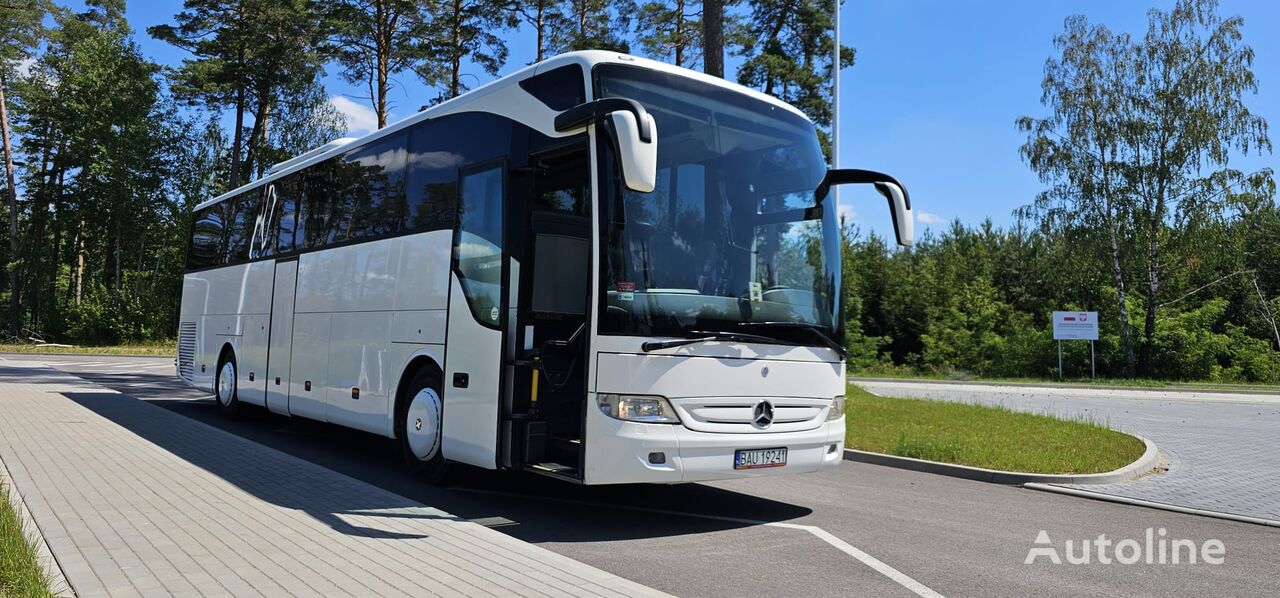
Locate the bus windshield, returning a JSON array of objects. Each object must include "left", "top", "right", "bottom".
[{"left": 596, "top": 64, "right": 840, "bottom": 347}]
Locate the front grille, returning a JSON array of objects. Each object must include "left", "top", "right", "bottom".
[
  {"left": 177, "top": 322, "right": 197, "bottom": 381},
  {"left": 670, "top": 397, "right": 828, "bottom": 433}
]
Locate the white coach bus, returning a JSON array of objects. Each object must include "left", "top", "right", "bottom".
[{"left": 178, "top": 51, "right": 912, "bottom": 484}]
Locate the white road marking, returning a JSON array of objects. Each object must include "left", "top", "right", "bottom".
[{"left": 456, "top": 488, "right": 945, "bottom": 598}]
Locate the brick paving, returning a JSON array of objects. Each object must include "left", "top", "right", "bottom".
[
  {"left": 0, "top": 362, "right": 665, "bottom": 597},
  {"left": 855, "top": 380, "right": 1280, "bottom": 523}
]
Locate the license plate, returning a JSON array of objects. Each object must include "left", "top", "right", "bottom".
[{"left": 734, "top": 447, "right": 787, "bottom": 470}]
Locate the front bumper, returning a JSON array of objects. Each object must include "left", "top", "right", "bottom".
[{"left": 584, "top": 415, "right": 845, "bottom": 484}]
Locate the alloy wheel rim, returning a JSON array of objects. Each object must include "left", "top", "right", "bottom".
[
  {"left": 217, "top": 362, "right": 235, "bottom": 406},
  {"left": 405, "top": 387, "right": 442, "bottom": 460}
]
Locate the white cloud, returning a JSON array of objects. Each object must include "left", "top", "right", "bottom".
[
  {"left": 836, "top": 201, "right": 857, "bottom": 224},
  {"left": 16, "top": 57, "right": 36, "bottom": 78},
  {"left": 916, "top": 210, "right": 944, "bottom": 224},
  {"left": 328, "top": 96, "right": 378, "bottom": 135}
]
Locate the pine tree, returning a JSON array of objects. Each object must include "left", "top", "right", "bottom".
[
  {"left": 317, "top": 0, "right": 428, "bottom": 129},
  {"left": 418, "top": 0, "right": 515, "bottom": 103},
  {"left": 636, "top": 0, "right": 702, "bottom": 68},
  {"left": 732, "top": 0, "right": 853, "bottom": 157},
  {"left": 150, "top": 0, "right": 323, "bottom": 187},
  {"left": 0, "top": 0, "right": 44, "bottom": 335}
]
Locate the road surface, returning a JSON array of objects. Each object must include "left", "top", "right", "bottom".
[{"left": 5, "top": 354, "right": 1278, "bottom": 597}]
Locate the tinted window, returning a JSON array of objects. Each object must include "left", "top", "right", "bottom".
[
  {"left": 188, "top": 206, "right": 224, "bottom": 270},
  {"left": 405, "top": 113, "right": 514, "bottom": 231},
  {"left": 519, "top": 64, "right": 585, "bottom": 110},
  {"left": 456, "top": 165, "right": 505, "bottom": 328},
  {"left": 272, "top": 175, "right": 302, "bottom": 254},
  {"left": 302, "top": 162, "right": 335, "bottom": 249},
  {"left": 330, "top": 132, "right": 408, "bottom": 243},
  {"left": 223, "top": 190, "right": 258, "bottom": 262}
]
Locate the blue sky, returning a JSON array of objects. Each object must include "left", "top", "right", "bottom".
[{"left": 51, "top": 1, "right": 1280, "bottom": 241}]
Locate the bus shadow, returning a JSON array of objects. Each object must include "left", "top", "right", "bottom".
[{"left": 49, "top": 369, "right": 813, "bottom": 544}]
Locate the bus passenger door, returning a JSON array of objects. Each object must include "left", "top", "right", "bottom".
[
  {"left": 508, "top": 145, "right": 592, "bottom": 480},
  {"left": 264, "top": 258, "right": 297, "bottom": 416},
  {"left": 442, "top": 164, "right": 507, "bottom": 469}
]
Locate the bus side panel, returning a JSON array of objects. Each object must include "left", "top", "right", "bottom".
[
  {"left": 297, "top": 238, "right": 398, "bottom": 434},
  {"left": 234, "top": 261, "right": 275, "bottom": 407},
  {"left": 392, "top": 231, "right": 452, "bottom": 311},
  {"left": 289, "top": 312, "right": 330, "bottom": 421},
  {"left": 294, "top": 236, "right": 397, "bottom": 315},
  {"left": 326, "top": 311, "right": 392, "bottom": 434},
  {"left": 180, "top": 263, "right": 273, "bottom": 393},
  {"left": 382, "top": 230, "right": 454, "bottom": 437}
]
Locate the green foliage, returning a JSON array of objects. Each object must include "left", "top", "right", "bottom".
[
  {"left": 732, "top": 0, "right": 853, "bottom": 157},
  {"left": 636, "top": 0, "right": 701, "bottom": 68}
]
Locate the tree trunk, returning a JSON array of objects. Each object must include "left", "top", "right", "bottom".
[
  {"left": 535, "top": 2, "right": 545, "bottom": 62},
  {"left": 1, "top": 76, "right": 20, "bottom": 336},
  {"left": 1107, "top": 220, "right": 1137, "bottom": 377},
  {"left": 702, "top": 0, "right": 723, "bottom": 77},
  {"left": 1139, "top": 187, "right": 1166, "bottom": 376},
  {"left": 674, "top": 0, "right": 685, "bottom": 66},
  {"left": 230, "top": 84, "right": 246, "bottom": 189},
  {"left": 243, "top": 98, "right": 271, "bottom": 180},
  {"left": 75, "top": 219, "right": 85, "bottom": 305},
  {"left": 450, "top": 0, "right": 463, "bottom": 99},
  {"left": 375, "top": 0, "right": 390, "bottom": 129}
]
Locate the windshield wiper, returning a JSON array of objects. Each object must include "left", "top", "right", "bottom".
[
  {"left": 739, "top": 321, "right": 847, "bottom": 358},
  {"left": 640, "top": 330, "right": 795, "bottom": 352}
]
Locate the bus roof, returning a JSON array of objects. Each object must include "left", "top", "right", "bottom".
[{"left": 194, "top": 51, "right": 811, "bottom": 213}]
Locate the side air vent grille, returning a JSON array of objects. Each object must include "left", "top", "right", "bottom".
[{"left": 178, "top": 322, "right": 197, "bottom": 381}]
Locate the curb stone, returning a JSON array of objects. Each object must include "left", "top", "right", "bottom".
[
  {"left": 1022, "top": 483, "right": 1280, "bottom": 528},
  {"left": 843, "top": 434, "right": 1160, "bottom": 485},
  {"left": 1, "top": 457, "right": 75, "bottom": 597}
]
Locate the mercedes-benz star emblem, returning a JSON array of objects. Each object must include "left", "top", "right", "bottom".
[{"left": 752, "top": 401, "right": 775, "bottom": 429}]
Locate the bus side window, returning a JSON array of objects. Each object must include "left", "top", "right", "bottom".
[
  {"left": 302, "top": 161, "right": 335, "bottom": 249},
  {"left": 270, "top": 174, "right": 299, "bottom": 254},
  {"left": 405, "top": 120, "right": 460, "bottom": 231},
  {"left": 336, "top": 132, "right": 408, "bottom": 242},
  {"left": 188, "top": 205, "right": 224, "bottom": 270},
  {"left": 223, "top": 189, "right": 257, "bottom": 263},
  {"left": 455, "top": 165, "right": 504, "bottom": 328}
]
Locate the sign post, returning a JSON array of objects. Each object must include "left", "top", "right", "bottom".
[{"left": 1052, "top": 311, "right": 1099, "bottom": 379}]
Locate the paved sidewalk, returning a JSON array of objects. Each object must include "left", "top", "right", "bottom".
[
  {"left": 0, "top": 362, "right": 664, "bottom": 597},
  {"left": 856, "top": 380, "right": 1280, "bottom": 524}
]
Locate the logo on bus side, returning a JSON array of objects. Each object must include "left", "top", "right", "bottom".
[{"left": 248, "top": 184, "right": 278, "bottom": 260}]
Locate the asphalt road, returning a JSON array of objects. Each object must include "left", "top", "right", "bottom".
[{"left": 7, "top": 353, "right": 1280, "bottom": 598}]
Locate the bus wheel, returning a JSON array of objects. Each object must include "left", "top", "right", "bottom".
[
  {"left": 397, "top": 369, "right": 449, "bottom": 483},
  {"left": 214, "top": 351, "right": 246, "bottom": 419}
]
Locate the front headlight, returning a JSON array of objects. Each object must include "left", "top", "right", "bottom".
[
  {"left": 827, "top": 395, "right": 845, "bottom": 421},
  {"left": 598, "top": 394, "right": 681, "bottom": 424}
]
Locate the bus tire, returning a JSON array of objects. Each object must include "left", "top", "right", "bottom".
[
  {"left": 214, "top": 350, "right": 247, "bottom": 420},
  {"left": 397, "top": 368, "right": 450, "bottom": 483}
]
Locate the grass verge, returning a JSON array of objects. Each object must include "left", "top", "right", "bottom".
[
  {"left": 0, "top": 481, "right": 56, "bottom": 598},
  {"left": 0, "top": 341, "right": 175, "bottom": 357},
  {"left": 844, "top": 385, "right": 1146, "bottom": 474},
  {"left": 850, "top": 371, "right": 1280, "bottom": 393}
]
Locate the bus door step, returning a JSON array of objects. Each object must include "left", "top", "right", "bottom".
[{"left": 530, "top": 462, "right": 578, "bottom": 475}]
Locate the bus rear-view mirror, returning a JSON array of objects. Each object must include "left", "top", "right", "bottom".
[
  {"left": 820, "top": 168, "right": 914, "bottom": 247},
  {"left": 610, "top": 110, "right": 657, "bottom": 193},
  {"left": 554, "top": 97, "right": 658, "bottom": 193}
]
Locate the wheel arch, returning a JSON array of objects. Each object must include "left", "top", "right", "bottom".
[{"left": 389, "top": 348, "right": 445, "bottom": 438}]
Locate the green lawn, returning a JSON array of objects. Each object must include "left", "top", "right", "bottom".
[
  {"left": 0, "top": 482, "right": 56, "bottom": 598},
  {"left": 844, "top": 385, "right": 1146, "bottom": 474},
  {"left": 850, "top": 371, "right": 1280, "bottom": 393},
  {"left": 0, "top": 341, "right": 175, "bottom": 357}
]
